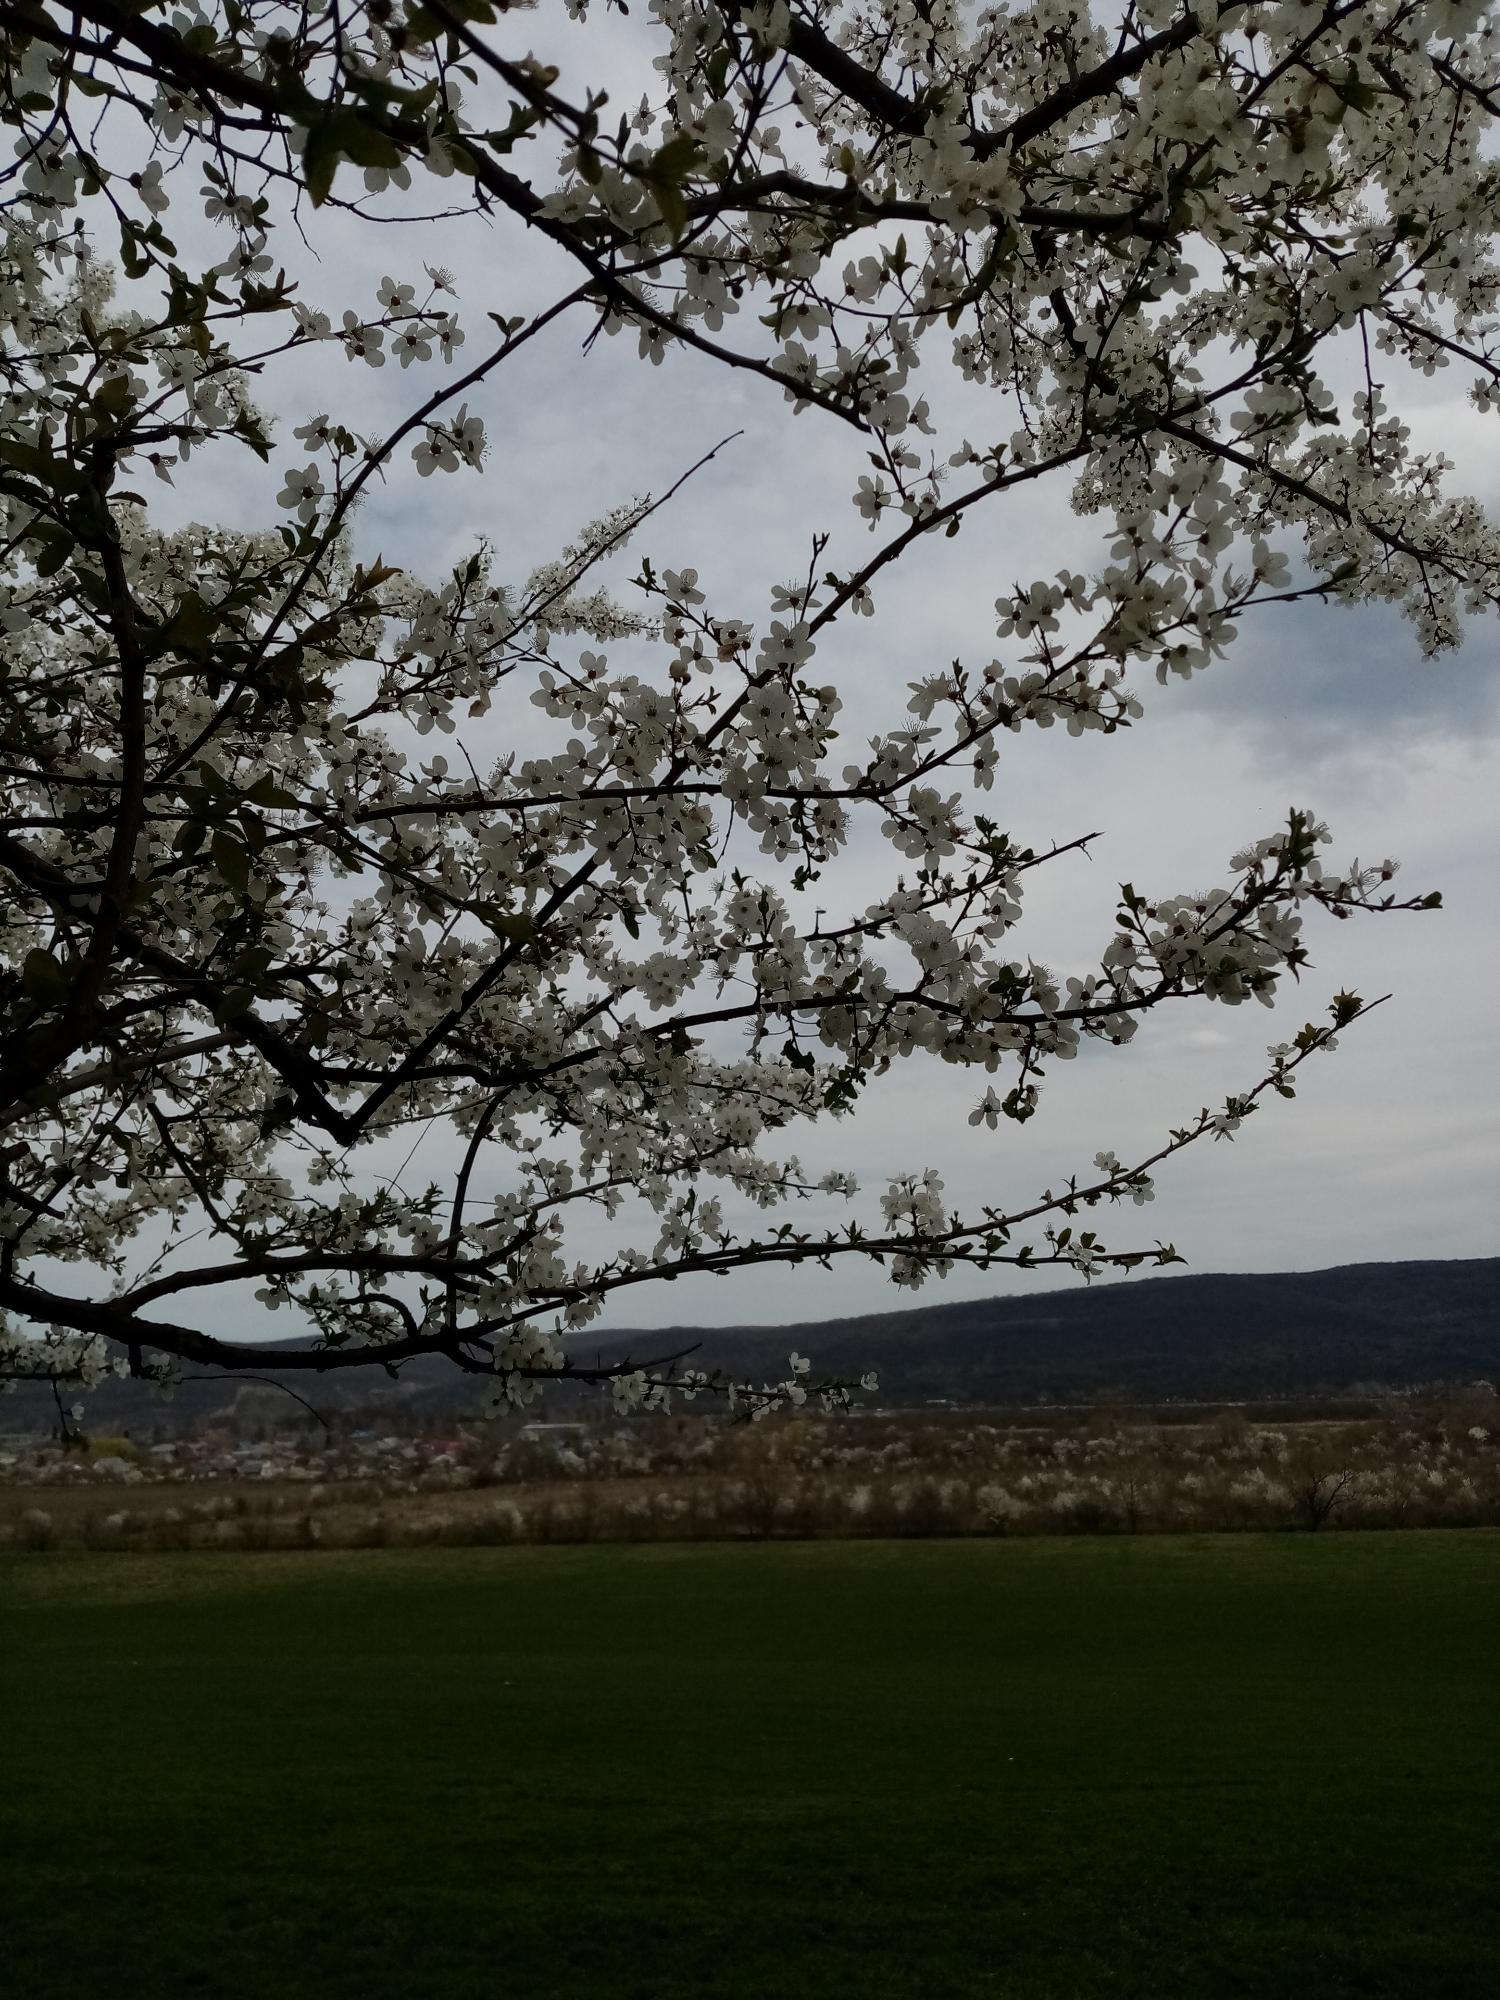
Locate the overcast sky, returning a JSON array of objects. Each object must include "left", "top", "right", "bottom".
[{"left": 147, "top": 12, "right": 1500, "bottom": 1334}]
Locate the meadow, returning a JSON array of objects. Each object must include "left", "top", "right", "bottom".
[{"left": 3, "top": 1532, "right": 1497, "bottom": 1999}]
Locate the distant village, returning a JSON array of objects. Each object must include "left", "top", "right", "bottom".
[{"left": 0, "top": 1407, "right": 655, "bottom": 1492}]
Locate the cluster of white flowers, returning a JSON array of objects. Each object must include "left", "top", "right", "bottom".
[{"left": 0, "top": 0, "right": 1490, "bottom": 1410}]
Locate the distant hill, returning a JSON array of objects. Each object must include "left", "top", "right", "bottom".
[
  {"left": 576, "top": 1258, "right": 1499, "bottom": 1407},
  {"left": 1, "top": 1259, "right": 1494, "bottom": 1433}
]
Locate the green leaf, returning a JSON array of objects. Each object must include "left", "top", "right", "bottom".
[
  {"left": 652, "top": 177, "right": 688, "bottom": 240},
  {"left": 301, "top": 118, "right": 343, "bottom": 208},
  {"left": 213, "top": 986, "right": 255, "bottom": 1023},
  {"left": 159, "top": 591, "right": 217, "bottom": 659},
  {"left": 236, "top": 808, "right": 268, "bottom": 855},
  {"left": 246, "top": 774, "right": 300, "bottom": 810},
  {"left": 649, "top": 131, "right": 701, "bottom": 184},
  {"left": 1336, "top": 77, "right": 1377, "bottom": 113},
  {"left": 211, "top": 830, "right": 251, "bottom": 894},
  {"left": 21, "top": 949, "right": 69, "bottom": 1004},
  {"left": 475, "top": 902, "right": 532, "bottom": 942},
  {"left": 234, "top": 943, "right": 276, "bottom": 981},
  {"left": 93, "top": 374, "right": 136, "bottom": 423},
  {"left": 0, "top": 436, "right": 83, "bottom": 494},
  {"left": 331, "top": 112, "right": 403, "bottom": 173},
  {"left": 641, "top": 131, "right": 702, "bottom": 241},
  {"left": 27, "top": 523, "right": 75, "bottom": 578}
]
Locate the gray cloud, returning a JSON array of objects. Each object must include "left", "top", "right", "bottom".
[{"left": 1157, "top": 597, "right": 1500, "bottom": 761}]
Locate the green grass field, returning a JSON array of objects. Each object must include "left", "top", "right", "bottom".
[{"left": 3, "top": 1532, "right": 1497, "bottom": 1998}]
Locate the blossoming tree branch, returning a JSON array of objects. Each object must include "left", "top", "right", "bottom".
[{"left": 0, "top": 0, "right": 1495, "bottom": 1417}]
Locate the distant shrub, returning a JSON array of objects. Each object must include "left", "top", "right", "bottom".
[{"left": 16, "top": 1507, "right": 57, "bottom": 1551}]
